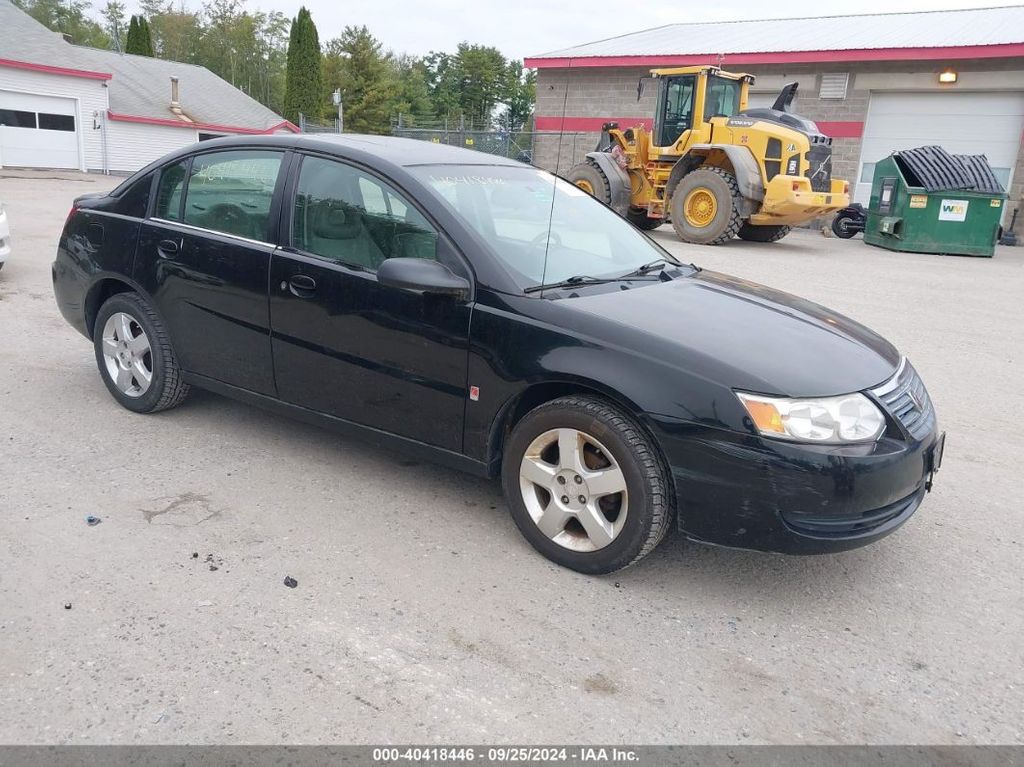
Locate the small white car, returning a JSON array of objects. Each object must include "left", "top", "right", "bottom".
[{"left": 0, "top": 201, "right": 10, "bottom": 270}]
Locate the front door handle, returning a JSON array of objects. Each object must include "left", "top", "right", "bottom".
[
  {"left": 287, "top": 274, "right": 317, "bottom": 297},
  {"left": 157, "top": 238, "right": 180, "bottom": 259}
]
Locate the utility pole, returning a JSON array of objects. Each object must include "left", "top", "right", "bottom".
[{"left": 332, "top": 89, "right": 343, "bottom": 133}]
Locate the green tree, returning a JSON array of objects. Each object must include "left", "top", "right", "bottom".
[
  {"left": 125, "top": 15, "right": 155, "bottom": 56},
  {"left": 422, "top": 44, "right": 517, "bottom": 127},
  {"left": 390, "top": 54, "right": 434, "bottom": 127},
  {"left": 283, "top": 6, "right": 322, "bottom": 125},
  {"left": 99, "top": 0, "right": 126, "bottom": 51},
  {"left": 124, "top": 15, "right": 154, "bottom": 56},
  {"left": 13, "top": 0, "right": 109, "bottom": 47},
  {"left": 323, "top": 26, "right": 395, "bottom": 134}
]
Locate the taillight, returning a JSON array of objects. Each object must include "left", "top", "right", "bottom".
[{"left": 65, "top": 205, "right": 79, "bottom": 227}]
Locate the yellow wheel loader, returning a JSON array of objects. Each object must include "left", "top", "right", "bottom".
[{"left": 566, "top": 66, "right": 850, "bottom": 245}]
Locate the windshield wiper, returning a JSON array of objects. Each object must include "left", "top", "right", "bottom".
[{"left": 524, "top": 274, "right": 657, "bottom": 294}]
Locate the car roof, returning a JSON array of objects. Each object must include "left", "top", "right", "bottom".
[{"left": 187, "top": 133, "right": 526, "bottom": 168}]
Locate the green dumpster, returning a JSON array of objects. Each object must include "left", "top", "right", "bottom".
[{"left": 863, "top": 145, "right": 1006, "bottom": 257}]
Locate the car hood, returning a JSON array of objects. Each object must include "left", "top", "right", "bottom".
[{"left": 564, "top": 270, "right": 901, "bottom": 397}]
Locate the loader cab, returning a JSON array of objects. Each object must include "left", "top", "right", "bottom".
[{"left": 651, "top": 67, "right": 750, "bottom": 151}]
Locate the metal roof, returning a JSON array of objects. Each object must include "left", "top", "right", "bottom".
[
  {"left": 530, "top": 5, "right": 1024, "bottom": 60},
  {"left": 0, "top": 0, "right": 287, "bottom": 131}
]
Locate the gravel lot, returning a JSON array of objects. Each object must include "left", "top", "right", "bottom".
[{"left": 0, "top": 170, "right": 1021, "bottom": 745}]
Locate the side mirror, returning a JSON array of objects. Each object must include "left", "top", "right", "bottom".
[{"left": 377, "top": 257, "right": 470, "bottom": 298}]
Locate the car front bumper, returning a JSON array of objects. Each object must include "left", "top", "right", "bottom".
[{"left": 645, "top": 414, "right": 942, "bottom": 554}]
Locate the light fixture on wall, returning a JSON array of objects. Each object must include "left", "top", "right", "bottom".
[{"left": 938, "top": 69, "right": 958, "bottom": 84}]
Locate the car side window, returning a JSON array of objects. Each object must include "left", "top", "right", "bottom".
[
  {"left": 293, "top": 156, "right": 437, "bottom": 271},
  {"left": 114, "top": 172, "right": 154, "bottom": 218},
  {"left": 183, "top": 150, "right": 284, "bottom": 241},
  {"left": 154, "top": 161, "right": 188, "bottom": 221}
]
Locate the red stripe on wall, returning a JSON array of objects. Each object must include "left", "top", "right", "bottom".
[
  {"left": 0, "top": 57, "right": 112, "bottom": 80},
  {"left": 524, "top": 43, "right": 1024, "bottom": 69},
  {"left": 534, "top": 116, "right": 651, "bottom": 131},
  {"left": 535, "top": 116, "right": 864, "bottom": 139},
  {"left": 816, "top": 121, "right": 864, "bottom": 138}
]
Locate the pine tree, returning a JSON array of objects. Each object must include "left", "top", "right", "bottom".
[
  {"left": 136, "top": 16, "right": 154, "bottom": 56},
  {"left": 124, "top": 15, "right": 140, "bottom": 52},
  {"left": 283, "top": 7, "right": 322, "bottom": 125},
  {"left": 124, "top": 15, "right": 153, "bottom": 56}
]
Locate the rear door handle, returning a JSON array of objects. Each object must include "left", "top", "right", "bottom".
[
  {"left": 157, "top": 238, "right": 180, "bottom": 258},
  {"left": 287, "top": 274, "right": 317, "bottom": 297}
]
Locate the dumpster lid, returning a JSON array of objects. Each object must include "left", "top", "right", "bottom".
[
  {"left": 893, "top": 145, "right": 1005, "bottom": 194},
  {"left": 952, "top": 154, "right": 1005, "bottom": 195}
]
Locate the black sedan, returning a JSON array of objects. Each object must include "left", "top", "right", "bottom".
[{"left": 52, "top": 135, "right": 943, "bottom": 574}]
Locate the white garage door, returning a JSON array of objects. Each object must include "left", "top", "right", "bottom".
[
  {"left": 0, "top": 91, "right": 80, "bottom": 169},
  {"left": 856, "top": 91, "right": 1024, "bottom": 203}
]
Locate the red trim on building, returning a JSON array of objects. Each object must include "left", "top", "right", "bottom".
[
  {"left": 0, "top": 57, "right": 112, "bottom": 81},
  {"left": 524, "top": 43, "right": 1024, "bottom": 69},
  {"left": 534, "top": 115, "right": 864, "bottom": 139},
  {"left": 107, "top": 111, "right": 301, "bottom": 135},
  {"left": 534, "top": 116, "right": 651, "bottom": 131},
  {"left": 815, "top": 121, "right": 864, "bottom": 138}
]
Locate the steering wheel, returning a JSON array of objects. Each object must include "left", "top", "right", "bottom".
[
  {"left": 206, "top": 203, "right": 257, "bottom": 239},
  {"left": 530, "top": 231, "right": 563, "bottom": 250}
]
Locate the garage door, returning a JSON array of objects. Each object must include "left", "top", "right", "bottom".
[
  {"left": 0, "top": 91, "right": 80, "bottom": 169},
  {"left": 856, "top": 91, "right": 1024, "bottom": 203}
]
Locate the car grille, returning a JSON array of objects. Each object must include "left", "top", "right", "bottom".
[
  {"left": 871, "top": 359, "right": 936, "bottom": 441},
  {"left": 782, "top": 487, "right": 924, "bottom": 537}
]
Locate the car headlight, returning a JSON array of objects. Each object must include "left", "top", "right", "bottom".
[{"left": 736, "top": 391, "right": 885, "bottom": 444}]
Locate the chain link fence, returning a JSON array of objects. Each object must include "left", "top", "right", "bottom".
[
  {"left": 298, "top": 113, "right": 340, "bottom": 134},
  {"left": 389, "top": 119, "right": 597, "bottom": 172}
]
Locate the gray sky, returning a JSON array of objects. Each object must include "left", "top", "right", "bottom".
[{"left": 129, "top": 0, "right": 1019, "bottom": 60}]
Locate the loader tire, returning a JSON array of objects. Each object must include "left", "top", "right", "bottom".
[
  {"left": 566, "top": 160, "right": 612, "bottom": 206},
  {"left": 737, "top": 223, "right": 792, "bottom": 242},
  {"left": 626, "top": 208, "right": 663, "bottom": 231},
  {"left": 670, "top": 167, "right": 742, "bottom": 245}
]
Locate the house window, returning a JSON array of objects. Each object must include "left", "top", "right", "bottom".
[
  {"left": 38, "top": 113, "right": 75, "bottom": 132},
  {"left": 0, "top": 109, "right": 37, "bottom": 128}
]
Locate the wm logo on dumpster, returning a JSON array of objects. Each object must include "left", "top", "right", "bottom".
[{"left": 938, "top": 199, "right": 969, "bottom": 222}]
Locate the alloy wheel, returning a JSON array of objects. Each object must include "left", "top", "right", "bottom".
[
  {"left": 518, "top": 428, "right": 629, "bottom": 552},
  {"left": 100, "top": 312, "right": 153, "bottom": 398}
]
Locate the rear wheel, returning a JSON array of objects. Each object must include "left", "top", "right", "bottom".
[
  {"left": 566, "top": 160, "right": 612, "bottom": 205},
  {"left": 738, "top": 223, "right": 792, "bottom": 242},
  {"left": 626, "top": 208, "right": 663, "bottom": 231},
  {"left": 831, "top": 214, "right": 859, "bottom": 239},
  {"left": 502, "top": 395, "right": 673, "bottom": 574},
  {"left": 93, "top": 292, "right": 190, "bottom": 414},
  {"left": 670, "top": 167, "right": 742, "bottom": 245}
]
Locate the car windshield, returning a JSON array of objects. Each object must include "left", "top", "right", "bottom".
[{"left": 411, "top": 165, "right": 683, "bottom": 290}]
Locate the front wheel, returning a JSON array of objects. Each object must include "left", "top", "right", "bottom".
[
  {"left": 93, "top": 292, "right": 190, "bottom": 413},
  {"left": 669, "top": 167, "right": 742, "bottom": 245},
  {"left": 502, "top": 396, "right": 673, "bottom": 574},
  {"left": 737, "top": 223, "right": 792, "bottom": 242}
]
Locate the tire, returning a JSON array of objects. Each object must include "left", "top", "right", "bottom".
[
  {"left": 831, "top": 214, "right": 858, "bottom": 239},
  {"left": 566, "top": 160, "right": 612, "bottom": 206},
  {"left": 93, "top": 292, "right": 190, "bottom": 414},
  {"left": 501, "top": 395, "right": 673, "bottom": 574},
  {"left": 669, "top": 166, "right": 742, "bottom": 245},
  {"left": 626, "top": 208, "right": 663, "bottom": 231},
  {"left": 738, "top": 223, "right": 792, "bottom": 242}
]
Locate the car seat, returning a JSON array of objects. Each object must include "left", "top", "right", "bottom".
[{"left": 308, "top": 202, "right": 385, "bottom": 269}]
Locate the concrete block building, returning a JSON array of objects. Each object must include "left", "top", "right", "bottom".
[{"left": 525, "top": 6, "right": 1024, "bottom": 220}]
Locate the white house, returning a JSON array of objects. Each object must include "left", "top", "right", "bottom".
[{"left": 0, "top": 0, "right": 298, "bottom": 174}]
